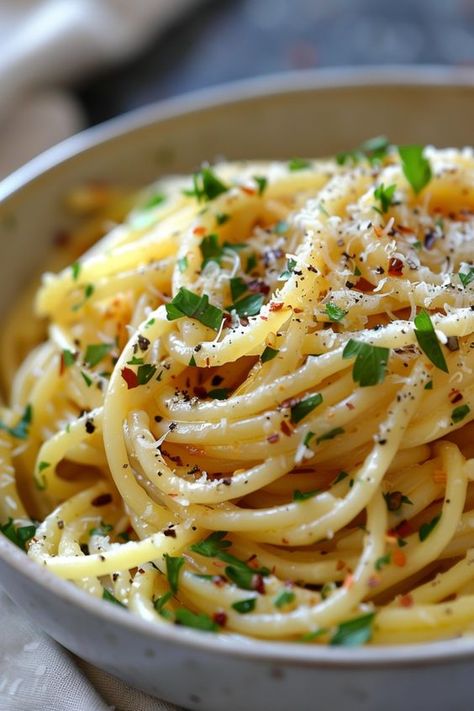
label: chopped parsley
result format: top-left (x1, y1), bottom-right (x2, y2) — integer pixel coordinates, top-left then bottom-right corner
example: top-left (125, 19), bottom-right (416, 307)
top-left (84, 343), bottom-right (113, 368)
top-left (413, 311), bottom-right (448, 373)
top-left (261, 346), bottom-right (279, 363)
top-left (153, 591), bottom-right (173, 619)
top-left (253, 175), bottom-right (267, 195)
top-left (81, 371), bottom-right (93, 387)
top-left (137, 364), bottom-right (157, 385)
top-left (383, 491), bottom-right (413, 512)
top-left (293, 489), bottom-right (319, 501)
top-left (231, 293), bottom-right (264, 318)
top-left (0, 404), bottom-right (32, 440)
top-left (373, 183), bottom-right (396, 213)
top-left (141, 192), bottom-right (166, 210)
top-left (200, 233), bottom-right (222, 267)
top-left (324, 303), bottom-right (347, 322)
top-left (164, 553), bottom-right (185, 594)
top-left (337, 136), bottom-right (390, 166)
top-left (166, 287), bottom-right (223, 331)
top-left (316, 427), bottom-right (345, 445)
top-left (175, 608), bottom-right (218, 631)
top-left (274, 590), bottom-right (295, 608)
top-left (0, 518), bottom-right (36, 550)
top-left (38, 461), bottom-right (50, 472)
top-left (333, 471), bottom-right (348, 485)
top-left (208, 388), bottom-right (230, 400)
top-left (398, 145), bottom-right (432, 194)
top-left (216, 212), bottom-right (230, 226)
top-left (232, 598), bottom-right (256, 614)
top-left (424, 379), bottom-right (433, 390)
top-left (290, 393), bottom-right (323, 424)
top-left (184, 167), bottom-right (229, 203)
top-left (459, 267), bottom-right (474, 288)
top-left (279, 257), bottom-right (297, 281)
top-left (102, 589), bottom-right (126, 607)
top-left (177, 256), bottom-right (188, 273)
top-left (342, 340), bottom-right (389, 387)
top-left (330, 612), bottom-right (375, 646)
top-left (63, 349), bottom-right (76, 367)
top-left (72, 283), bottom-right (94, 311)
top-left (419, 514), bottom-right (440, 542)
top-left (71, 262), bottom-right (81, 281)
top-left (451, 404), bottom-right (470, 424)
top-left (191, 531), bottom-right (231, 557)
top-left (90, 522), bottom-right (113, 536)
top-left (230, 277), bottom-right (248, 302)
top-left (375, 553), bottom-right (391, 571)
top-left (288, 158), bottom-right (311, 171)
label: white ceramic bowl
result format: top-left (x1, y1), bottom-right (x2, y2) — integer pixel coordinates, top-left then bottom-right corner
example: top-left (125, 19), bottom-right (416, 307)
top-left (1, 67), bottom-right (474, 711)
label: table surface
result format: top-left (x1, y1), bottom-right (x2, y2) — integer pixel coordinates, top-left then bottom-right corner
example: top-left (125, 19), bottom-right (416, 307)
top-left (77, 0), bottom-right (474, 127)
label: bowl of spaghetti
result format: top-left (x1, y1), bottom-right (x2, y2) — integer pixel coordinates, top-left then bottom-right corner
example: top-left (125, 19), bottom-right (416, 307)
top-left (1, 67), bottom-right (474, 711)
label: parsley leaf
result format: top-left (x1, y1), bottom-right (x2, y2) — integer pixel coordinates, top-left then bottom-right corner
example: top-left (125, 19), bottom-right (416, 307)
top-left (190, 531), bottom-right (232, 557)
top-left (342, 340), bottom-right (389, 387)
top-left (459, 267), bottom-right (474, 288)
top-left (375, 553), bottom-right (391, 571)
top-left (288, 158), bottom-right (311, 171)
top-left (175, 608), bottom-right (218, 631)
top-left (399, 145), bottom-right (432, 194)
top-left (102, 589), bottom-right (126, 607)
top-left (166, 287), bottom-right (223, 331)
top-left (261, 346), bottom-right (279, 363)
top-left (137, 364), bottom-right (157, 385)
top-left (383, 491), bottom-right (413, 512)
top-left (330, 612), bottom-right (375, 646)
top-left (208, 388), bottom-right (230, 400)
top-left (290, 393), bottom-right (323, 424)
top-left (274, 590), bottom-right (295, 608)
top-left (337, 136), bottom-right (390, 166)
top-left (232, 598), bottom-right (256, 614)
top-left (231, 293), bottom-right (264, 318)
top-left (0, 518), bottom-right (36, 550)
top-left (0, 404), bottom-right (33, 440)
top-left (230, 277), bottom-right (248, 302)
top-left (324, 303), bottom-right (347, 322)
top-left (153, 591), bottom-right (173, 619)
top-left (164, 554), bottom-right (185, 594)
top-left (374, 183), bottom-right (396, 213)
top-left (452, 404), bottom-right (470, 424)
top-left (333, 471), bottom-right (348, 484)
top-left (71, 262), bottom-right (81, 281)
top-left (413, 311), bottom-right (448, 373)
top-left (279, 258), bottom-right (297, 281)
top-left (316, 427), bottom-right (345, 445)
top-left (200, 233), bottom-right (222, 267)
top-left (253, 175), bottom-right (267, 195)
top-left (419, 514), bottom-right (440, 542)
top-left (63, 349), bottom-right (76, 367)
top-left (84, 343), bottom-right (113, 368)
top-left (293, 489), bottom-right (319, 501)
top-left (216, 212), bottom-right (230, 226)
top-left (185, 168), bottom-right (229, 203)
top-left (142, 192), bottom-right (166, 210)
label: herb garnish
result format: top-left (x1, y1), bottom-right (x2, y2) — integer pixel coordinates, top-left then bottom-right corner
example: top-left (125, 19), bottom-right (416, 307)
top-left (279, 257), bottom-right (297, 281)
top-left (153, 591), bottom-right (173, 618)
top-left (71, 262), bottom-right (81, 281)
top-left (208, 388), bottom-right (230, 400)
top-left (84, 343), bottom-right (113, 368)
top-left (63, 349), bottom-right (76, 367)
top-left (398, 145), bottom-right (432, 194)
top-left (0, 518), bottom-right (36, 550)
top-left (383, 491), bottom-right (413, 512)
top-left (373, 183), bottom-right (396, 213)
top-left (342, 340), bottom-right (389, 387)
top-left (232, 598), bottom-right (256, 614)
top-left (231, 293), bottom-right (264, 318)
top-left (216, 212), bottom-right (230, 226)
top-left (253, 176), bottom-right (267, 195)
top-left (413, 311), bottom-right (448, 373)
top-left (164, 553), bottom-right (185, 594)
top-left (288, 158), bottom-right (311, 171)
top-left (274, 590), bottom-right (295, 608)
top-left (200, 233), bottom-right (222, 267)
top-left (459, 267), bottom-right (474, 288)
top-left (293, 489), bottom-right (319, 501)
top-left (337, 136), bottom-right (390, 166)
top-left (290, 393), bottom-right (323, 424)
top-left (375, 553), bottom-right (391, 571)
top-left (452, 404), bottom-right (470, 424)
top-left (175, 608), bottom-right (218, 631)
top-left (72, 283), bottom-right (94, 311)
top-left (261, 346), bottom-right (279, 363)
top-left (230, 277), bottom-right (248, 302)
top-left (333, 471), bottom-right (348, 485)
top-left (184, 167), bottom-right (229, 203)
top-left (330, 612), bottom-right (375, 646)
top-left (324, 303), bottom-right (347, 322)
top-left (102, 589), bottom-right (126, 607)
top-left (166, 287), bottom-right (223, 330)
top-left (0, 404), bottom-right (32, 440)
top-left (177, 256), bottom-right (188, 273)
top-left (316, 427), bottom-right (345, 445)
top-left (137, 364), bottom-right (157, 385)
top-left (419, 514), bottom-right (440, 541)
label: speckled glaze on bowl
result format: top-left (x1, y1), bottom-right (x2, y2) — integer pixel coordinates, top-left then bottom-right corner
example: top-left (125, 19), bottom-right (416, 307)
top-left (1, 67), bottom-right (474, 711)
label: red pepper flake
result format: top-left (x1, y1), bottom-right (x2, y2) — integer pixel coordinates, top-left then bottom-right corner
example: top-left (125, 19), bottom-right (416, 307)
top-left (399, 593), bottom-right (414, 608)
top-left (293, 307), bottom-right (304, 314)
top-left (355, 277), bottom-right (375, 292)
top-left (193, 226), bottom-right (206, 236)
top-left (269, 301), bottom-right (284, 312)
top-left (396, 224), bottom-right (413, 235)
top-left (59, 353), bottom-right (66, 376)
top-left (388, 257), bottom-right (404, 276)
top-left (280, 420), bottom-right (293, 437)
top-left (373, 225), bottom-right (384, 238)
top-left (346, 402), bottom-right (355, 410)
top-left (449, 389), bottom-right (463, 404)
top-left (336, 560), bottom-right (346, 571)
top-left (253, 574), bottom-right (265, 594)
top-left (193, 386), bottom-right (208, 399)
top-left (247, 279), bottom-right (270, 295)
top-left (121, 367), bottom-right (138, 389)
top-left (53, 229), bottom-right (72, 248)
top-left (213, 611), bottom-right (227, 627)
top-left (240, 186), bottom-right (256, 196)
top-left (393, 520), bottom-right (412, 538)
top-left (343, 573), bottom-right (354, 589)
top-left (91, 493), bottom-right (112, 507)
top-left (267, 433), bottom-right (279, 444)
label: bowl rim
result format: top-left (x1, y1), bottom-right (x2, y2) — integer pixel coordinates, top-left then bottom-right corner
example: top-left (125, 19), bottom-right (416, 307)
top-left (2, 64), bottom-right (474, 668)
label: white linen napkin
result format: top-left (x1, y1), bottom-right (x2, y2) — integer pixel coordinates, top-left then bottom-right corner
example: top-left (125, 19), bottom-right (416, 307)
top-left (0, 1), bottom-right (198, 707)
top-left (0, 0), bottom-right (199, 178)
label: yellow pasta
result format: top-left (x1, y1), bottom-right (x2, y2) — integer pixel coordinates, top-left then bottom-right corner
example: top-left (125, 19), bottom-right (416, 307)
top-left (1, 143), bottom-right (474, 646)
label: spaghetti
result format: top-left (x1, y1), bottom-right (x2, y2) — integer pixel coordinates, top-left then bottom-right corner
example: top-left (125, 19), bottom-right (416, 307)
top-left (1, 141), bottom-right (474, 645)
